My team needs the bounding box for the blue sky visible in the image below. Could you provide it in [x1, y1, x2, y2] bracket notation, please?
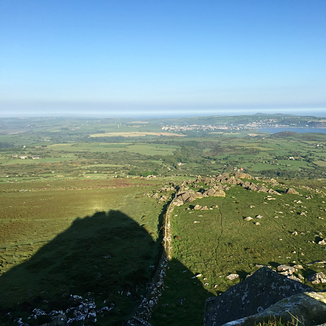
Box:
[1, 0, 326, 117]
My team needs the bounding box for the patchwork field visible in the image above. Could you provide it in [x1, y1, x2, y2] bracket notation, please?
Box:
[90, 132, 185, 137]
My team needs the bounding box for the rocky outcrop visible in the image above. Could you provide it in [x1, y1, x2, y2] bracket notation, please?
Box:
[176, 189, 203, 203]
[204, 267, 314, 326]
[268, 188, 280, 195]
[202, 186, 226, 197]
[222, 292, 326, 326]
[175, 186, 225, 206]
[233, 172, 253, 180]
[276, 265, 297, 276]
[286, 187, 299, 195]
[307, 272, 326, 284]
[157, 173, 280, 207]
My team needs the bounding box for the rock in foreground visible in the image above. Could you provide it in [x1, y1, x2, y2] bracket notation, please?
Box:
[204, 267, 313, 326]
[223, 291, 326, 326]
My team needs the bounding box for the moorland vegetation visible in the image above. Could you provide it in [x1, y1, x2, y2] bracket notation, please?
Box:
[0, 115, 326, 325]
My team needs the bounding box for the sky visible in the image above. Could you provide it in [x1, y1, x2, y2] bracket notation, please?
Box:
[1, 0, 326, 118]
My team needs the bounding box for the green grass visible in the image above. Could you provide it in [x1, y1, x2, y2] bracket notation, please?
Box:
[314, 160, 326, 167]
[125, 143, 178, 156]
[0, 178, 168, 325]
[1, 156, 76, 165]
[151, 181, 326, 326]
[244, 316, 299, 326]
[48, 142, 130, 152]
[46, 142, 178, 156]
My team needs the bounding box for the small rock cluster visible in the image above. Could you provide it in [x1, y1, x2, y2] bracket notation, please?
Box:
[15, 294, 113, 326]
[307, 271, 326, 284]
[127, 257, 169, 325]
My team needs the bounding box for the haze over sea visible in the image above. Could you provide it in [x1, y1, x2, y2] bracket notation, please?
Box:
[1, 108, 326, 119]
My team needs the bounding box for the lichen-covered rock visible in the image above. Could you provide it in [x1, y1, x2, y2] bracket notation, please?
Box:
[215, 173, 230, 183]
[294, 264, 303, 270]
[227, 176, 237, 185]
[226, 274, 239, 281]
[256, 185, 268, 193]
[222, 292, 326, 326]
[307, 272, 326, 284]
[212, 189, 226, 197]
[202, 188, 226, 197]
[243, 217, 253, 221]
[287, 275, 302, 283]
[195, 192, 204, 198]
[173, 198, 184, 206]
[234, 172, 253, 179]
[268, 188, 281, 195]
[177, 190, 196, 202]
[277, 265, 297, 275]
[241, 181, 251, 188]
[204, 188, 216, 197]
[286, 188, 299, 195]
[204, 267, 313, 326]
[248, 183, 258, 191]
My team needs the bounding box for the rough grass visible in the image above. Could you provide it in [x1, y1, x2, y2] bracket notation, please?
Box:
[314, 160, 326, 167]
[244, 316, 299, 326]
[151, 182, 326, 326]
[0, 179, 167, 325]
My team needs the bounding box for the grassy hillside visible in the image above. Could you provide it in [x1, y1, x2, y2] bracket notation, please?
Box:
[151, 177, 326, 325]
[0, 178, 167, 325]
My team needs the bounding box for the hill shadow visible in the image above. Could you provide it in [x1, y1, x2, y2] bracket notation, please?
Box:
[150, 258, 217, 326]
[0, 209, 211, 325]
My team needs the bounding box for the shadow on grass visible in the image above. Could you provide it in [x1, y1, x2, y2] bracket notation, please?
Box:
[0, 210, 211, 325]
[268, 261, 280, 269]
[150, 258, 213, 326]
[236, 270, 250, 282]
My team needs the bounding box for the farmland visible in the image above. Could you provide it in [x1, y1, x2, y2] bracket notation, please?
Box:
[0, 115, 326, 325]
[90, 132, 185, 137]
